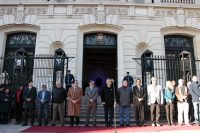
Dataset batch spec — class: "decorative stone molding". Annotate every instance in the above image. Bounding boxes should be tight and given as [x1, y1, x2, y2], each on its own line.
[0, 6, 47, 24]
[0, 7, 47, 16]
[74, 6, 128, 15]
[105, 7, 128, 15]
[155, 8, 200, 18]
[155, 8, 177, 17]
[74, 7, 96, 14]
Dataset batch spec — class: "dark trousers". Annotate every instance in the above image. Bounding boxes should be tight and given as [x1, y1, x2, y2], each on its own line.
[15, 102, 23, 123]
[1, 112, 9, 124]
[38, 103, 49, 125]
[150, 103, 160, 124]
[104, 104, 114, 125]
[0, 112, 2, 124]
[24, 107, 35, 125]
[165, 102, 174, 124]
[70, 116, 80, 126]
[135, 102, 144, 125]
[85, 102, 97, 125]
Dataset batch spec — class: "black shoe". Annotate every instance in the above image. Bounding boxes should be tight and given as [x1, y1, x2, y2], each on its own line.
[38, 123, 42, 126]
[106, 123, 109, 127]
[51, 123, 56, 126]
[93, 124, 96, 127]
[126, 124, 130, 127]
[22, 123, 28, 126]
[31, 123, 34, 126]
[61, 124, 64, 127]
[139, 123, 143, 127]
[70, 124, 73, 127]
[120, 124, 124, 127]
[85, 124, 88, 127]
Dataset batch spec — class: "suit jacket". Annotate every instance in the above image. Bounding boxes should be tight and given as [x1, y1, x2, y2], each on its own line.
[133, 85, 146, 104]
[101, 85, 118, 106]
[189, 81, 200, 102]
[37, 90, 50, 107]
[147, 84, 163, 105]
[23, 86, 37, 109]
[85, 86, 98, 105]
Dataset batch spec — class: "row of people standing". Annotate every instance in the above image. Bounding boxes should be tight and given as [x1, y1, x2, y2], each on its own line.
[1, 76, 200, 127]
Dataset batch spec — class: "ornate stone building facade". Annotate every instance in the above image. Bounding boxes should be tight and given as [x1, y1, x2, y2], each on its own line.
[0, 0, 200, 88]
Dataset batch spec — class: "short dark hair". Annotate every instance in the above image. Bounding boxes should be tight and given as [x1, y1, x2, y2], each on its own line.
[89, 80, 94, 83]
[122, 79, 128, 82]
[136, 79, 141, 82]
[28, 80, 33, 83]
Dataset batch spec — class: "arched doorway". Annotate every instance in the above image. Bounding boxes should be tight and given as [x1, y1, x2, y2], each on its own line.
[164, 35, 196, 81]
[83, 33, 117, 92]
[3, 32, 36, 88]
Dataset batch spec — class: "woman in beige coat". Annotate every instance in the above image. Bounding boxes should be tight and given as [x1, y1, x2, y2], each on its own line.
[67, 80, 83, 127]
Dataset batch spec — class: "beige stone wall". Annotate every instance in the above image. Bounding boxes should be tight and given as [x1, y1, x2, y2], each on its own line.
[0, 2, 200, 87]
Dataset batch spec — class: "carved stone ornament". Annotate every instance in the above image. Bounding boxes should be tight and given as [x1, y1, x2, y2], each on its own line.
[74, 7, 128, 15]
[155, 8, 200, 18]
[0, 7, 47, 24]
[0, 7, 47, 16]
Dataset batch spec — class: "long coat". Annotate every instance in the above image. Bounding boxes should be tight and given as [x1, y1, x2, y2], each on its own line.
[23, 86, 37, 109]
[1, 93, 13, 113]
[67, 87, 83, 116]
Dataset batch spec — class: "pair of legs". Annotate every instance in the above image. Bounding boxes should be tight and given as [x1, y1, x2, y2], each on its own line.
[177, 102, 189, 125]
[51, 102, 64, 126]
[23, 107, 35, 126]
[135, 102, 144, 126]
[119, 105, 131, 126]
[85, 102, 97, 126]
[193, 102, 200, 125]
[38, 103, 49, 126]
[150, 103, 161, 126]
[165, 102, 174, 125]
[70, 116, 80, 127]
[104, 104, 114, 127]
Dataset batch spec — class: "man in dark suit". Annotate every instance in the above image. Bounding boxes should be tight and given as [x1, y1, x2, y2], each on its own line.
[101, 78, 117, 127]
[123, 72, 134, 87]
[133, 79, 146, 126]
[37, 85, 50, 126]
[65, 70, 75, 94]
[85, 80, 98, 127]
[22, 80, 37, 126]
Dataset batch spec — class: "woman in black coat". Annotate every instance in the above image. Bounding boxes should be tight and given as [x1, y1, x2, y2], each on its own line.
[1, 88, 13, 124]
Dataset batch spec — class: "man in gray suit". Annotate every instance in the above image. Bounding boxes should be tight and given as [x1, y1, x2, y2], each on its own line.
[85, 80, 99, 127]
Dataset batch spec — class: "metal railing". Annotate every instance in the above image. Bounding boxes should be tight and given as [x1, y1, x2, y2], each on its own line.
[160, 0, 195, 4]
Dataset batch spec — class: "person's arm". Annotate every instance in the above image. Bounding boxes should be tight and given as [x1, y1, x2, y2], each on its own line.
[84, 87, 90, 101]
[160, 87, 164, 104]
[132, 87, 138, 100]
[46, 91, 51, 102]
[92, 87, 99, 101]
[147, 85, 151, 105]
[37, 91, 41, 101]
[130, 89, 133, 104]
[67, 88, 73, 102]
[101, 87, 105, 103]
[76, 88, 83, 103]
[142, 87, 147, 100]
[23, 88, 27, 101]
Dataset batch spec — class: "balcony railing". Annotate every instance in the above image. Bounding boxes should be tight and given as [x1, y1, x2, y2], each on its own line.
[160, 0, 195, 4]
